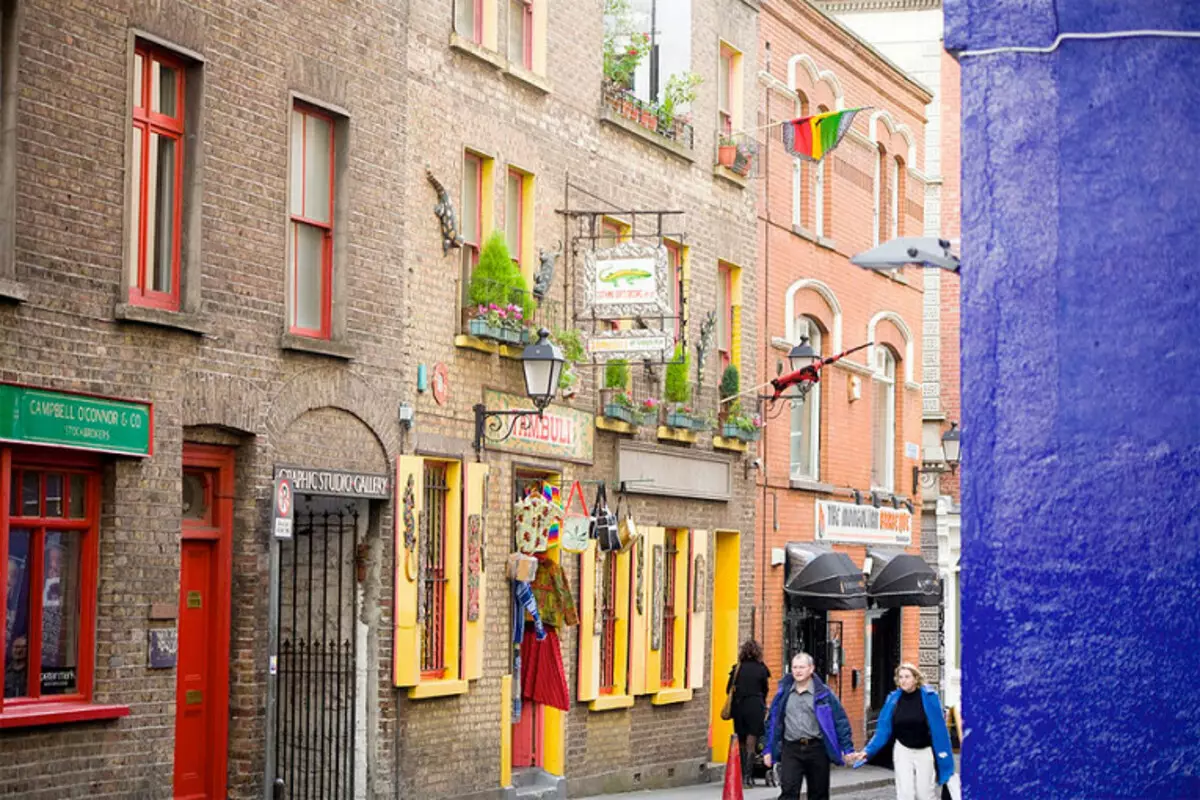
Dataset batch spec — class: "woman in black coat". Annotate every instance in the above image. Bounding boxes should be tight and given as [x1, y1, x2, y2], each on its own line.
[726, 639, 771, 788]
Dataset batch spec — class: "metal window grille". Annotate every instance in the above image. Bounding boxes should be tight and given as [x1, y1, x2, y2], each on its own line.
[661, 533, 678, 685]
[421, 464, 449, 674]
[600, 552, 618, 691]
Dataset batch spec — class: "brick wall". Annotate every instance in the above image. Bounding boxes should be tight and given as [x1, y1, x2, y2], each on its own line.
[752, 0, 931, 746]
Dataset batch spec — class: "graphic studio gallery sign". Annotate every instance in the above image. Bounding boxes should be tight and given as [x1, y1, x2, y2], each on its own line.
[273, 466, 390, 499]
[815, 500, 912, 546]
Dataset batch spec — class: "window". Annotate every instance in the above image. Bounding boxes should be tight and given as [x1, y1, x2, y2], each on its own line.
[660, 531, 679, 685]
[624, 0, 691, 105]
[790, 319, 821, 481]
[394, 458, 487, 696]
[460, 150, 495, 307]
[814, 106, 829, 238]
[456, 0, 483, 45]
[508, 0, 532, 70]
[717, 262, 736, 370]
[890, 157, 901, 240]
[2, 458, 99, 714]
[600, 551, 619, 691]
[598, 216, 629, 248]
[718, 46, 734, 137]
[872, 347, 897, 491]
[288, 104, 335, 338]
[0, 2, 22, 299]
[791, 95, 808, 229]
[664, 239, 686, 343]
[421, 462, 449, 676]
[505, 167, 533, 281]
[128, 45, 186, 310]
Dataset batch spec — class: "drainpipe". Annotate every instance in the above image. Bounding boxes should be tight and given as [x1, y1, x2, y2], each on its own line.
[760, 83, 771, 650]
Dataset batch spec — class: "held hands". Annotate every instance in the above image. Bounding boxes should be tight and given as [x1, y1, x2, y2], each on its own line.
[845, 751, 867, 766]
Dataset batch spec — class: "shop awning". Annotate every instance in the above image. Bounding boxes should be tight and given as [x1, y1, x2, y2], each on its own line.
[784, 543, 867, 610]
[864, 548, 941, 608]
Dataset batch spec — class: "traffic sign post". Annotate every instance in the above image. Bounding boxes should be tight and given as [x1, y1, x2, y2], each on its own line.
[272, 476, 294, 540]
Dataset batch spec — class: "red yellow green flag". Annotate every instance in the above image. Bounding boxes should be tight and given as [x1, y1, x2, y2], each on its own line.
[781, 107, 867, 162]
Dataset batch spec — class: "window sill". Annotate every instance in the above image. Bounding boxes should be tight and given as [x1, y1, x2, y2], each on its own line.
[504, 64, 551, 94]
[115, 302, 211, 336]
[788, 478, 836, 495]
[712, 436, 748, 453]
[407, 678, 469, 700]
[596, 416, 639, 435]
[792, 224, 816, 242]
[816, 236, 838, 252]
[589, 693, 635, 712]
[454, 333, 523, 359]
[831, 358, 873, 377]
[712, 164, 748, 188]
[449, 32, 506, 71]
[0, 701, 130, 729]
[279, 332, 356, 360]
[650, 687, 693, 706]
[0, 277, 28, 303]
[598, 107, 696, 164]
[656, 426, 698, 445]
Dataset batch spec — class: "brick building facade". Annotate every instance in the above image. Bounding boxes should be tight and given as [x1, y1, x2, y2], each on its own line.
[0, 1, 762, 799]
[751, 0, 933, 746]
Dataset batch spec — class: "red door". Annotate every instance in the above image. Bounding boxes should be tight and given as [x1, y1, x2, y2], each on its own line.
[175, 539, 216, 798]
[174, 447, 233, 799]
[512, 700, 540, 768]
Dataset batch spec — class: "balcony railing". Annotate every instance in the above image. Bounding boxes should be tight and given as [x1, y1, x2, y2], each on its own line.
[601, 83, 695, 150]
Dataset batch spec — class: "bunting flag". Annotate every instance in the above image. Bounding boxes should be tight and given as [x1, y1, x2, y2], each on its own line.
[781, 107, 867, 162]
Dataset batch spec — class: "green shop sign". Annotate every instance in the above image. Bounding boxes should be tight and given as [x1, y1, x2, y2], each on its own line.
[0, 384, 153, 457]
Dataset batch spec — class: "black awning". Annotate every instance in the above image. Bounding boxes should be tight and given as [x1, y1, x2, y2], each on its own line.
[784, 543, 867, 610]
[865, 548, 941, 608]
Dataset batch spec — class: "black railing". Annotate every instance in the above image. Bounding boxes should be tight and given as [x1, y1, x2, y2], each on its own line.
[602, 83, 695, 150]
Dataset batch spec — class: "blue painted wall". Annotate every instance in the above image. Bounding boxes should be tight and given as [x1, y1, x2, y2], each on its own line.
[945, 2, 1200, 797]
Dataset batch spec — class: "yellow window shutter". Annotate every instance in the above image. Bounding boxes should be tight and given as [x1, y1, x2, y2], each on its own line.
[394, 456, 425, 687]
[577, 540, 600, 702]
[628, 535, 647, 696]
[687, 530, 709, 690]
[641, 526, 666, 695]
[462, 462, 489, 681]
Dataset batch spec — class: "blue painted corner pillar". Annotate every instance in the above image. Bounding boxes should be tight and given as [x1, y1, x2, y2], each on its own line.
[946, 1, 1200, 797]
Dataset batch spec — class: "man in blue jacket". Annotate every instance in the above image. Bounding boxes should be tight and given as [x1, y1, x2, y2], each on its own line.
[763, 652, 856, 800]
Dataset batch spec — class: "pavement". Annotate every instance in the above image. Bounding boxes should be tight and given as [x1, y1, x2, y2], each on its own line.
[573, 764, 894, 800]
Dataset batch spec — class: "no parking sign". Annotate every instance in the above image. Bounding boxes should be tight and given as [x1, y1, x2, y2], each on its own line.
[273, 476, 294, 540]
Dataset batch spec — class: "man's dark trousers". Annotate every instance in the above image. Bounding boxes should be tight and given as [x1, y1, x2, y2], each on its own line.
[779, 739, 830, 800]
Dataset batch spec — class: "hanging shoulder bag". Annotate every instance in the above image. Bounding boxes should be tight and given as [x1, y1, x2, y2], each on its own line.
[720, 662, 741, 721]
[559, 481, 591, 554]
[592, 483, 620, 552]
[615, 488, 641, 553]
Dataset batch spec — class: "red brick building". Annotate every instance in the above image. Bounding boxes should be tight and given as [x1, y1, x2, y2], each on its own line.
[752, 0, 933, 745]
[0, 1, 763, 799]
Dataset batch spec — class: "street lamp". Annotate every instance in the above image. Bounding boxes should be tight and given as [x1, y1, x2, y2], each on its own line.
[787, 335, 820, 373]
[912, 422, 962, 494]
[473, 328, 566, 455]
[850, 236, 960, 274]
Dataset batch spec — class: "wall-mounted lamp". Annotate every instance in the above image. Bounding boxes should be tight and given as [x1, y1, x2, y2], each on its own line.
[913, 421, 962, 494]
[472, 329, 565, 456]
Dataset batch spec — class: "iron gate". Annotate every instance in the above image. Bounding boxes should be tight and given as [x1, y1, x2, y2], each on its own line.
[273, 509, 359, 800]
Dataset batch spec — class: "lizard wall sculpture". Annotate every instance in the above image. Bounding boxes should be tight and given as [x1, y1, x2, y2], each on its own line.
[427, 168, 464, 255]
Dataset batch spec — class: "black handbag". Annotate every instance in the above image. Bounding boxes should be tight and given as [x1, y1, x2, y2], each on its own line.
[591, 483, 620, 552]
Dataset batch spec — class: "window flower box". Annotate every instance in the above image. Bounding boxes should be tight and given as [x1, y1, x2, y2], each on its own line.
[468, 317, 504, 341]
[665, 411, 701, 430]
[721, 422, 760, 442]
[603, 403, 643, 426]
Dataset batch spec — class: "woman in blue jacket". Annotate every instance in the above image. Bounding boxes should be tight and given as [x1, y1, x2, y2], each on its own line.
[849, 663, 954, 800]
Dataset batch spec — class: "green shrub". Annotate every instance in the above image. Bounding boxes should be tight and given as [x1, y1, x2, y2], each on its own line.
[552, 329, 586, 390]
[719, 365, 740, 404]
[604, 359, 630, 389]
[664, 344, 691, 404]
[467, 231, 535, 321]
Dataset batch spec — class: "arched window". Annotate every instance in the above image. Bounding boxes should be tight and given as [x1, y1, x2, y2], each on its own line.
[873, 144, 886, 246]
[871, 347, 896, 491]
[890, 156, 902, 240]
[814, 105, 829, 238]
[791, 93, 808, 229]
[790, 318, 822, 481]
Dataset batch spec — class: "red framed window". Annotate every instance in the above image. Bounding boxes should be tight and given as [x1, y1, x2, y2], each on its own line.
[509, 0, 533, 70]
[289, 104, 335, 339]
[456, 0, 484, 45]
[420, 463, 449, 675]
[599, 552, 619, 692]
[461, 152, 484, 289]
[505, 168, 524, 269]
[717, 263, 733, 369]
[129, 45, 186, 310]
[2, 452, 99, 713]
[660, 532, 678, 686]
[718, 47, 734, 137]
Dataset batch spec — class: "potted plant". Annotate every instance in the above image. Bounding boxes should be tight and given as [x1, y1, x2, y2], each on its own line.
[719, 364, 740, 422]
[600, 358, 630, 410]
[661, 71, 701, 138]
[641, 396, 660, 419]
[722, 401, 763, 442]
[467, 231, 535, 342]
[718, 135, 737, 167]
[639, 100, 657, 130]
[552, 328, 586, 399]
[732, 141, 755, 176]
[663, 344, 695, 428]
[605, 390, 642, 425]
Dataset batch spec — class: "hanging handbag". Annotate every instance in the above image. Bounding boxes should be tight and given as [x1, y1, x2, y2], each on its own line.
[720, 662, 741, 721]
[592, 483, 620, 552]
[559, 481, 591, 554]
[615, 489, 641, 553]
